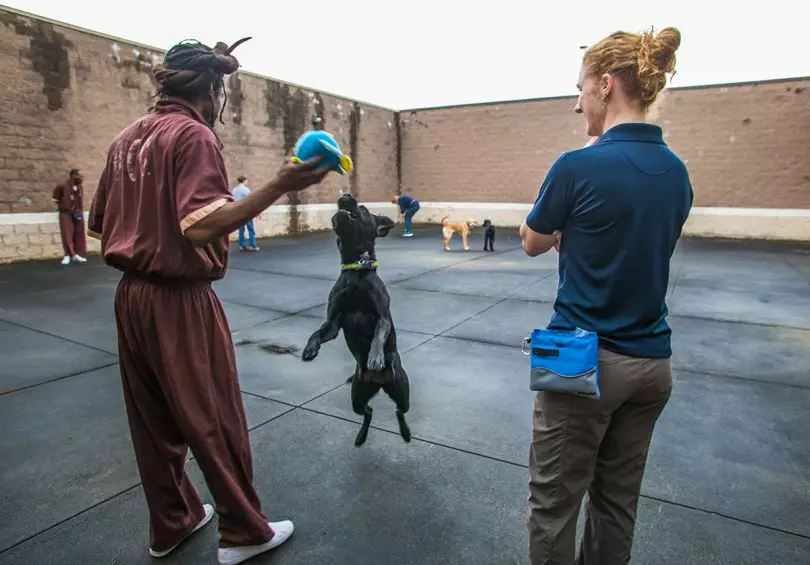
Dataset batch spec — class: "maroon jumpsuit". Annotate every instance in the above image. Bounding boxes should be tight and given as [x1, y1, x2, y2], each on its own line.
[88, 98, 274, 552]
[53, 181, 87, 257]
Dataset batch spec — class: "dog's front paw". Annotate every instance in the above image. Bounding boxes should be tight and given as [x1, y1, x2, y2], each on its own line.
[367, 350, 386, 371]
[301, 343, 320, 361]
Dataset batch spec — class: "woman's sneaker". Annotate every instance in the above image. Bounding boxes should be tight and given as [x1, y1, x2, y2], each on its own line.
[217, 520, 295, 565]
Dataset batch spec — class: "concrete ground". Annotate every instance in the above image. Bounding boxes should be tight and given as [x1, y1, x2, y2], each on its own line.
[1, 225, 809, 565]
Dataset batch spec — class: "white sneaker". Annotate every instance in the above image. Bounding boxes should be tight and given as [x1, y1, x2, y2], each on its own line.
[71, 255, 87, 263]
[60, 256, 71, 265]
[217, 520, 295, 565]
[149, 503, 215, 558]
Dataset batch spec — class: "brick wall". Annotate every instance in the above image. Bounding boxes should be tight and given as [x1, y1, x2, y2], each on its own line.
[399, 79, 810, 209]
[2, 6, 809, 264]
[0, 7, 398, 218]
[0, 217, 81, 262]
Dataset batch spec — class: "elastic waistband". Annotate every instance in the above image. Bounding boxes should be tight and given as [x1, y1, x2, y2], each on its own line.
[121, 271, 212, 288]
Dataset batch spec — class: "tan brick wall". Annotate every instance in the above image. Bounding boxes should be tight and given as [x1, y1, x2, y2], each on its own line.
[0, 8, 398, 222]
[0, 214, 101, 263]
[400, 79, 810, 209]
[2, 6, 809, 264]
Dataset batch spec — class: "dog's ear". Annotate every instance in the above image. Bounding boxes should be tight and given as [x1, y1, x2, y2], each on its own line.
[375, 215, 395, 237]
[332, 209, 352, 234]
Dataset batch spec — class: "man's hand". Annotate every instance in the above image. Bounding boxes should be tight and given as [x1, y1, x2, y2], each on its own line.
[273, 156, 331, 194]
[553, 230, 562, 252]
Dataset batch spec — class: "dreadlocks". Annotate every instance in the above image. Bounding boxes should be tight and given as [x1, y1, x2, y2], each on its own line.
[152, 37, 251, 125]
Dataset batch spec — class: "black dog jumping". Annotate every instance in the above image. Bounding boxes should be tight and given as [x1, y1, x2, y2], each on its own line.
[483, 219, 495, 252]
[302, 193, 411, 447]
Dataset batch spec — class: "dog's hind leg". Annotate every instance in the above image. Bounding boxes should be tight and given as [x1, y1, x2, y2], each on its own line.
[355, 406, 372, 446]
[384, 358, 411, 443]
[351, 377, 381, 446]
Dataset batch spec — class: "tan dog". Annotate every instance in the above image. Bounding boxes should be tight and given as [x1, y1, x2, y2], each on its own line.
[441, 215, 479, 251]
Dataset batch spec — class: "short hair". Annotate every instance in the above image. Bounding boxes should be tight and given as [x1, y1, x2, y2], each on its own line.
[237, 176, 247, 183]
[69, 168, 80, 177]
[582, 26, 681, 108]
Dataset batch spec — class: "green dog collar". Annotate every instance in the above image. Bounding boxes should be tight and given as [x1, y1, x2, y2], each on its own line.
[341, 260, 379, 271]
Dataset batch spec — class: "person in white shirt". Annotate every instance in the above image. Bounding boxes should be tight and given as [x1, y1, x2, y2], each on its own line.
[232, 176, 259, 251]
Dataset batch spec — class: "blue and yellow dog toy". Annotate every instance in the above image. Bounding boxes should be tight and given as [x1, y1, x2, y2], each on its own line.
[291, 130, 353, 175]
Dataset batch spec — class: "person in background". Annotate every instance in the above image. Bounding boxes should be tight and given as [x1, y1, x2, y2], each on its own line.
[519, 26, 692, 565]
[88, 37, 331, 565]
[392, 193, 420, 237]
[52, 168, 88, 265]
[233, 176, 258, 251]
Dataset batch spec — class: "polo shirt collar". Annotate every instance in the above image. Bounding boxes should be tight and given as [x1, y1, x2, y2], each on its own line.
[599, 123, 664, 145]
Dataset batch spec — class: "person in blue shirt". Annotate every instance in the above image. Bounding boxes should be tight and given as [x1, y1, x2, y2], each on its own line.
[232, 176, 259, 251]
[392, 194, 420, 237]
[520, 26, 692, 565]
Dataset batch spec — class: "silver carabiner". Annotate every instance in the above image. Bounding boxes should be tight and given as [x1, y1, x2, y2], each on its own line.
[521, 337, 531, 356]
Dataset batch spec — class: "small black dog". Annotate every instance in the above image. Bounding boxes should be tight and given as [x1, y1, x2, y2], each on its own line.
[302, 193, 411, 447]
[483, 219, 495, 252]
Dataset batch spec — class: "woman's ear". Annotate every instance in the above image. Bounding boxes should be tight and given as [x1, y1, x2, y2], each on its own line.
[600, 73, 615, 100]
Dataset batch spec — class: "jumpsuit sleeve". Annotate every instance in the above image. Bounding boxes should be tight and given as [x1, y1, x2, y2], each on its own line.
[526, 153, 575, 235]
[52, 184, 62, 205]
[174, 127, 234, 234]
[88, 168, 107, 239]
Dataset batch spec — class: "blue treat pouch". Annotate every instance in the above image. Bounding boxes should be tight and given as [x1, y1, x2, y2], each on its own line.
[522, 327, 600, 399]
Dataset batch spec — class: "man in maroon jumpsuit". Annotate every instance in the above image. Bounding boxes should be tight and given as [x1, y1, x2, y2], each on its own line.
[88, 38, 330, 565]
[52, 168, 88, 265]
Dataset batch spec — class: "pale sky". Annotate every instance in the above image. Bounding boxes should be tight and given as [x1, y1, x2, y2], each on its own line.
[5, 0, 807, 109]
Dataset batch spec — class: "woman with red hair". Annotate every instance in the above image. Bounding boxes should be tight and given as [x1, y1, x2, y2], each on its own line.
[520, 27, 692, 565]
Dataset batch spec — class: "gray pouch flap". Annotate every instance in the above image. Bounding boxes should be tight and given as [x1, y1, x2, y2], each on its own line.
[530, 367, 600, 398]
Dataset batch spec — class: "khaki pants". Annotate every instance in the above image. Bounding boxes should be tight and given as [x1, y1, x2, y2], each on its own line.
[528, 348, 672, 565]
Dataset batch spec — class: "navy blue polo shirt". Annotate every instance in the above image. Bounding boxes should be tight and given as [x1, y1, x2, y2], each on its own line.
[526, 123, 693, 358]
[398, 195, 418, 213]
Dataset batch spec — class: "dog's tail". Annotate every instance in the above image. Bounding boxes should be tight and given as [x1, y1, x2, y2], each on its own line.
[440, 215, 450, 225]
